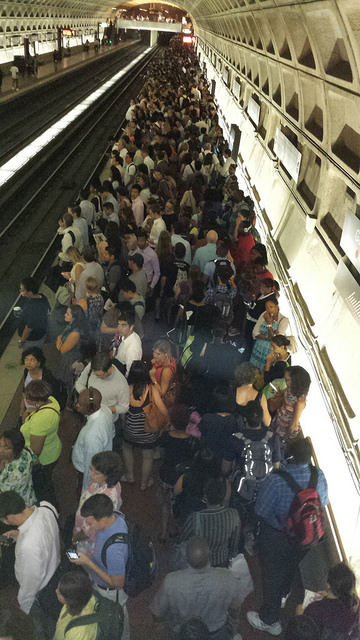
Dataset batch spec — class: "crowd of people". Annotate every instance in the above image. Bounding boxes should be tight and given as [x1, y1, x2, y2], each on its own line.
[0, 38, 358, 640]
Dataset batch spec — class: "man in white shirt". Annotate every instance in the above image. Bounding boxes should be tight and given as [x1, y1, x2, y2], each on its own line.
[100, 183, 119, 216]
[135, 229, 160, 291]
[75, 353, 129, 424]
[141, 145, 155, 175]
[57, 212, 83, 261]
[117, 137, 129, 162]
[79, 190, 96, 229]
[10, 64, 19, 91]
[131, 184, 144, 227]
[125, 98, 136, 122]
[72, 388, 115, 491]
[123, 151, 136, 189]
[102, 202, 119, 227]
[220, 149, 233, 177]
[71, 206, 89, 246]
[113, 307, 142, 376]
[171, 221, 192, 265]
[0, 491, 60, 616]
[143, 201, 166, 248]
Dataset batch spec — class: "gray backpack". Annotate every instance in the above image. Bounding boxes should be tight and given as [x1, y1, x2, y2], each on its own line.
[232, 431, 273, 502]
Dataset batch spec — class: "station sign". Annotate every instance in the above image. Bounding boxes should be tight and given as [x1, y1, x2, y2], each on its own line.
[182, 35, 196, 45]
[62, 28, 76, 37]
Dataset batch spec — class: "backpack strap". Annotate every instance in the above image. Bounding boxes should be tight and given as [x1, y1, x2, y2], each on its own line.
[65, 612, 98, 634]
[308, 465, 318, 489]
[65, 595, 101, 634]
[85, 367, 92, 389]
[35, 405, 60, 416]
[68, 230, 76, 245]
[262, 430, 273, 444]
[275, 469, 301, 494]
[101, 532, 128, 569]
[232, 431, 245, 441]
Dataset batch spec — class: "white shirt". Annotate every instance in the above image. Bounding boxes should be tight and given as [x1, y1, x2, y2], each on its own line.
[148, 216, 166, 248]
[126, 104, 136, 121]
[143, 155, 155, 174]
[133, 149, 143, 166]
[123, 162, 136, 187]
[171, 234, 192, 265]
[72, 407, 115, 491]
[59, 225, 83, 261]
[73, 216, 89, 246]
[75, 365, 130, 422]
[115, 332, 143, 377]
[77, 262, 104, 300]
[80, 199, 96, 228]
[220, 156, 233, 177]
[10, 65, 19, 79]
[15, 502, 60, 614]
[131, 195, 144, 227]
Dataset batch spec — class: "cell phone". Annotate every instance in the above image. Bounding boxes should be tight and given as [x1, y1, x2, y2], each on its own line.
[66, 550, 80, 560]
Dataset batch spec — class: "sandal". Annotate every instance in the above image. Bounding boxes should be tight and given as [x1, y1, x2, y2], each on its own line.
[140, 478, 154, 491]
[120, 474, 134, 484]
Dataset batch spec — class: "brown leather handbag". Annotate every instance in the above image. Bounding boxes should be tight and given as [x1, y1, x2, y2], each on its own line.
[143, 385, 169, 433]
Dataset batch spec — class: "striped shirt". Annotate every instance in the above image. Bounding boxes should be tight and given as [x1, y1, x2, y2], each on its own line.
[123, 403, 158, 446]
[180, 506, 241, 567]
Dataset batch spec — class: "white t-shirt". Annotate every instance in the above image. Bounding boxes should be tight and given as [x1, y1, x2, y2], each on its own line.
[10, 65, 19, 79]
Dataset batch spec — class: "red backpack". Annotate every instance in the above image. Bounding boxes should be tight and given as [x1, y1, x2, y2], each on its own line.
[277, 465, 325, 548]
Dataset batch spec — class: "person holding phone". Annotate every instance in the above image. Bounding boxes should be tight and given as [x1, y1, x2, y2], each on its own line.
[0, 491, 61, 635]
[68, 494, 130, 640]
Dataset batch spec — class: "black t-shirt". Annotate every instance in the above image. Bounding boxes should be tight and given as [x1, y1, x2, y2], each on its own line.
[159, 432, 196, 485]
[160, 257, 177, 297]
[223, 426, 281, 464]
[18, 295, 50, 339]
[199, 413, 238, 459]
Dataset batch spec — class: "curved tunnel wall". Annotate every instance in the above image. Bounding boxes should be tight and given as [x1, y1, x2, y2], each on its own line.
[192, 1, 360, 426]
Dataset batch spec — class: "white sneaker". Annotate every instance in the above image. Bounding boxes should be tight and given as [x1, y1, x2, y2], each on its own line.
[247, 611, 282, 636]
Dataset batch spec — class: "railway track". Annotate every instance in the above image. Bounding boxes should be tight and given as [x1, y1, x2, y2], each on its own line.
[0, 41, 145, 167]
[0, 45, 158, 355]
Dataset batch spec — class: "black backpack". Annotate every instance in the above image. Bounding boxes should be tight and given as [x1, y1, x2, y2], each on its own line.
[231, 431, 273, 502]
[65, 592, 123, 639]
[212, 287, 234, 333]
[101, 517, 156, 598]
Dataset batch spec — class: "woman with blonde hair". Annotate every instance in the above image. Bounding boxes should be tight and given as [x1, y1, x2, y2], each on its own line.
[62, 246, 86, 301]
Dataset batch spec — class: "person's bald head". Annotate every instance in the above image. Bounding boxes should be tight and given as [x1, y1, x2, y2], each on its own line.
[186, 536, 210, 569]
[76, 388, 102, 416]
[206, 230, 218, 244]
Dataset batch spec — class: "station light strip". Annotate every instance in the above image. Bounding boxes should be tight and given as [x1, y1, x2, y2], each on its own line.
[0, 47, 152, 188]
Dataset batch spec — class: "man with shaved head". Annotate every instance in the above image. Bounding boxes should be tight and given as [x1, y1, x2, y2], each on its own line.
[192, 230, 219, 273]
[71, 388, 114, 491]
[150, 536, 241, 639]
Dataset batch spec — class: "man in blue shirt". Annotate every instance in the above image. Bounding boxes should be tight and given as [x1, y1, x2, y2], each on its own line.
[247, 438, 328, 637]
[70, 494, 130, 638]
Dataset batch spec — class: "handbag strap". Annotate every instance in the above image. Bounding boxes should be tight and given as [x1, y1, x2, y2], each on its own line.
[195, 511, 202, 536]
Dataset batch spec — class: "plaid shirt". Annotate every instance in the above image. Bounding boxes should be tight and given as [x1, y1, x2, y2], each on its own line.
[255, 464, 328, 531]
[205, 283, 237, 305]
